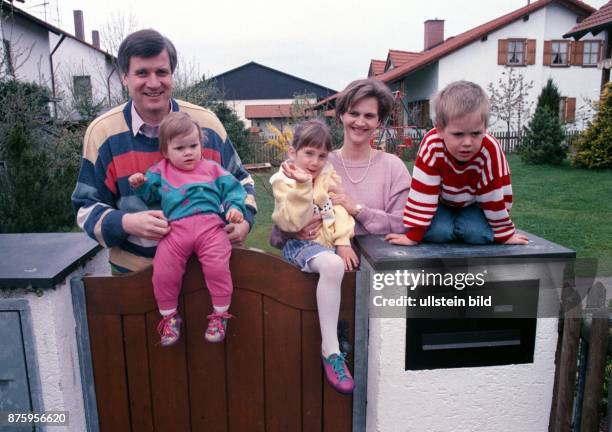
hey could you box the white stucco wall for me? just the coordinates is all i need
[364,259,567,432]
[2,248,110,432]
[402,4,604,131]
[50,34,123,118]
[0,13,52,86]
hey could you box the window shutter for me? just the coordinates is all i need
[526,39,536,64]
[543,41,552,66]
[598,40,605,62]
[565,97,576,122]
[498,39,508,65]
[570,41,583,66]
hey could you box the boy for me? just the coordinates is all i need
[386,81,528,246]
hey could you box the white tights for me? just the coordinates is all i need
[305,252,345,357]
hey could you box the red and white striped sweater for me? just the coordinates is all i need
[403,128,515,243]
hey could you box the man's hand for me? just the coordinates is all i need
[122,210,170,240]
[281,161,312,183]
[503,233,529,245]
[336,245,359,271]
[224,220,250,247]
[295,214,323,241]
[226,208,244,224]
[385,233,418,246]
[128,172,147,189]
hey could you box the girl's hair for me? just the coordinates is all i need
[431,80,491,129]
[335,78,394,122]
[291,118,333,152]
[158,112,204,154]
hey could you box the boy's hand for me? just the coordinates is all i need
[336,245,359,271]
[281,161,312,183]
[128,172,147,188]
[503,233,529,245]
[226,208,244,224]
[385,233,419,246]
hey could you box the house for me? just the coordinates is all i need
[209,61,336,134]
[360,0,604,132]
[564,0,612,90]
[0,2,123,118]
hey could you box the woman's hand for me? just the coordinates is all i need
[385,233,418,246]
[281,161,312,183]
[336,245,359,271]
[503,233,529,245]
[295,214,323,241]
[331,193,359,215]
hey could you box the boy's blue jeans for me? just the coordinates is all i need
[422,203,494,245]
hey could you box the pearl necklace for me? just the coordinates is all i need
[339,148,373,184]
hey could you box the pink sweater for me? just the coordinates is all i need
[328,150,411,235]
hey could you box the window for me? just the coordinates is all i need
[551,41,569,65]
[2,39,14,77]
[73,75,92,104]
[407,100,430,128]
[583,41,600,66]
[507,40,525,65]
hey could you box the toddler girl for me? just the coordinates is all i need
[128,112,246,347]
[270,118,357,394]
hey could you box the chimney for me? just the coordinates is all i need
[92,30,100,49]
[73,10,84,41]
[424,19,444,51]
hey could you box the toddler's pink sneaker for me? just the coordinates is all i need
[205,311,233,343]
[157,312,182,347]
[321,352,354,394]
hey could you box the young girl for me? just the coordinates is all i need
[270,118,358,394]
[128,112,246,347]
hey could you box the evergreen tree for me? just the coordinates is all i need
[572,82,612,169]
[519,105,566,165]
[536,78,561,119]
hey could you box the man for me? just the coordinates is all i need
[72,29,256,273]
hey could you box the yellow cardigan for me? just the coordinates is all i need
[270,164,355,248]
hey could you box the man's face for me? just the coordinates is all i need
[122,49,173,124]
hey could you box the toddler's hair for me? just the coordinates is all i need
[291,118,333,152]
[159,112,204,154]
[432,81,490,129]
[335,78,394,122]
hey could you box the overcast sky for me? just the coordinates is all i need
[21,0,609,91]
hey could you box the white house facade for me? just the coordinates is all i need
[374,0,605,132]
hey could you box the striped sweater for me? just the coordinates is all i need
[72,99,256,272]
[403,128,515,243]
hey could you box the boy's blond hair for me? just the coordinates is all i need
[432,81,490,129]
[159,112,205,155]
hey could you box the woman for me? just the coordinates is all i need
[272,78,412,270]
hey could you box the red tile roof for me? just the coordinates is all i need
[377,0,594,84]
[564,0,612,39]
[369,60,386,77]
[245,104,293,119]
[386,50,422,70]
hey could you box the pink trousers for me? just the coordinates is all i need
[153,213,232,310]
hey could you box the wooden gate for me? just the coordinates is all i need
[74,248,355,432]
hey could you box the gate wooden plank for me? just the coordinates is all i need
[88,314,130,431]
[184,287,228,432]
[263,297,302,432]
[123,315,154,432]
[301,310,323,432]
[226,289,265,432]
[146,306,191,432]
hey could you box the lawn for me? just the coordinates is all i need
[245,155,612,275]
